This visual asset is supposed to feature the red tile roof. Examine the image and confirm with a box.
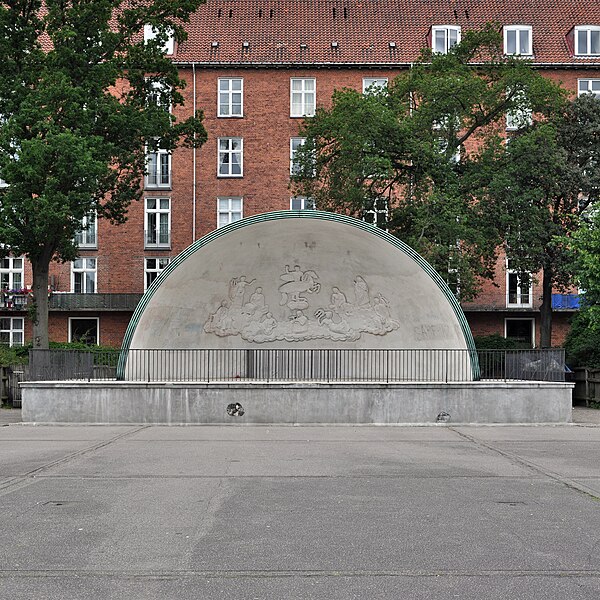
[175,0,600,65]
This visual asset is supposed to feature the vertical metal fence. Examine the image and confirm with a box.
[21,348,567,383]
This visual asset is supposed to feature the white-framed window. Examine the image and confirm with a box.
[290,196,315,210]
[144,257,171,290]
[218,138,243,177]
[437,137,461,163]
[575,26,600,56]
[0,317,24,346]
[72,258,97,294]
[362,78,388,93]
[362,197,389,230]
[506,106,533,130]
[506,91,533,130]
[75,213,97,248]
[432,26,461,54]
[145,144,171,188]
[217,197,243,228]
[290,137,306,176]
[145,198,170,248]
[290,78,316,117]
[147,78,171,112]
[143,24,175,55]
[218,78,243,117]
[68,317,99,345]
[504,25,533,55]
[504,318,535,348]
[578,79,600,98]
[506,260,532,307]
[0,257,23,291]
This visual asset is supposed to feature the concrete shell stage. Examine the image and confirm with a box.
[22,212,573,425]
[118,211,478,381]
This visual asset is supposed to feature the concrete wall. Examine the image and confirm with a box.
[21,381,573,425]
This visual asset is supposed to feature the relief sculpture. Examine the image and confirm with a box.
[204,265,400,343]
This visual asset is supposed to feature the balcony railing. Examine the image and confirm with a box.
[0,293,30,310]
[48,293,143,311]
[145,227,171,248]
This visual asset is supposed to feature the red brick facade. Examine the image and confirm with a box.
[2,1,597,348]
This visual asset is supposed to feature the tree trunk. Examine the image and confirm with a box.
[31,257,50,349]
[539,267,553,348]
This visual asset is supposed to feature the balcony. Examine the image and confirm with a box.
[551,294,580,310]
[0,293,30,310]
[49,293,143,312]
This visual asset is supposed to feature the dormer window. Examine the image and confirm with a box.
[431,26,461,54]
[504,25,532,56]
[144,24,175,55]
[575,26,600,56]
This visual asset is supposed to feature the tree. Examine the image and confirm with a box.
[476,94,600,346]
[0,0,207,348]
[292,25,565,302]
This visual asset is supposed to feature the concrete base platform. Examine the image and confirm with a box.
[21,381,574,424]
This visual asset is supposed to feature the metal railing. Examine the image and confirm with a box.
[24,348,566,383]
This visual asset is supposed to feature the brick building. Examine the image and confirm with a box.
[1,0,599,348]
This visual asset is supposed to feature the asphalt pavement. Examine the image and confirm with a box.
[0,407,599,599]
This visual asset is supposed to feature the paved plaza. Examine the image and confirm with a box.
[0,408,599,599]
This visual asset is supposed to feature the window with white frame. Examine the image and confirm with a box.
[506,91,533,130]
[145,198,170,247]
[74,213,97,248]
[578,79,600,98]
[144,257,171,290]
[504,25,532,55]
[290,137,306,176]
[0,317,24,346]
[575,26,600,56]
[69,317,99,345]
[506,259,532,307]
[147,78,171,112]
[0,257,23,291]
[218,138,243,177]
[362,197,389,230]
[432,26,461,54]
[143,24,174,55]
[218,78,243,117]
[290,78,316,117]
[72,258,96,293]
[437,137,461,163]
[145,144,171,188]
[505,318,535,348]
[362,78,388,93]
[290,196,315,210]
[217,197,243,228]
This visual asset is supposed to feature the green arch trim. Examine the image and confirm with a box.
[117,211,480,379]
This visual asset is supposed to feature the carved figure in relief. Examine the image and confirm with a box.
[204,268,400,343]
[353,276,370,306]
[229,276,255,308]
[278,265,321,311]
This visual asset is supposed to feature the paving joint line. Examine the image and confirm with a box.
[0,568,599,579]
[449,427,600,501]
[0,426,149,497]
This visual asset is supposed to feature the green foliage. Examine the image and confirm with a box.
[293,24,566,301]
[0,345,28,366]
[0,0,207,347]
[564,307,600,368]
